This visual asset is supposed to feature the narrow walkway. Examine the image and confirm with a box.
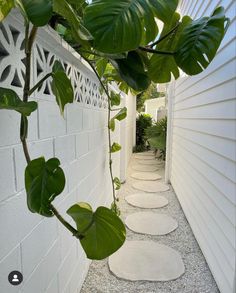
[81,153,219,293]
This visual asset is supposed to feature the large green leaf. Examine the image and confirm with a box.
[53,0,93,44]
[148,14,192,83]
[67,203,126,259]
[25,157,65,217]
[51,60,74,115]
[0,0,14,22]
[111,51,150,91]
[21,0,53,26]
[83,0,160,53]
[149,0,179,24]
[0,88,37,116]
[174,7,227,75]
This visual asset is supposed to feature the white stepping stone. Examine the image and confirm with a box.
[131,172,161,181]
[133,181,170,193]
[125,212,178,235]
[125,193,168,209]
[134,155,154,160]
[135,152,154,157]
[108,241,185,281]
[138,160,164,165]
[132,165,159,172]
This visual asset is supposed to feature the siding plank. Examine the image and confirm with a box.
[169,1,236,293]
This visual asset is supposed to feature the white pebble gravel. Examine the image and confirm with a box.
[81,155,219,293]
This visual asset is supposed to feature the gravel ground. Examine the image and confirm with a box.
[81,155,219,293]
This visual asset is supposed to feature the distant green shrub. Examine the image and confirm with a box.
[145,117,167,160]
[134,114,152,152]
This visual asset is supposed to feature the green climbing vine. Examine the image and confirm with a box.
[0,0,229,260]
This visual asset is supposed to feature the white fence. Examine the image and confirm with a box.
[166,1,236,293]
[0,11,136,293]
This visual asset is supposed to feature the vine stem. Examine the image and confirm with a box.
[107,86,116,203]
[21,24,81,238]
[138,46,175,55]
[79,53,117,204]
[149,22,180,48]
[28,73,52,95]
[50,205,82,239]
[20,24,37,164]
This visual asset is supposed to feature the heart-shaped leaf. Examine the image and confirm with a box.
[96,58,108,77]
[51,60,74,115]
[111,51,150,91]
[21,0,53,26]
[110,92,121,107]
[109,107,127,132]
[0,0,14,22]
[67,203,126,260]
[25,157,65,217]
[108,118,115,132]
[174,7,227,75]
[114,107,127,121]
[111,142,121,153]
[0,87,37,116]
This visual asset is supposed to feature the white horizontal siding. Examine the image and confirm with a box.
[169,1,236,293]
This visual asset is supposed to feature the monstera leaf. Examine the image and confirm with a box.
[51,60,74,115]
[148,13,192,83]
[149,0,178,24]
[25,157,65,217]
[83,0,177,53]
[21,0,53,26]
[111,51,150,91]
[67,203,126,260]
[0,88,37,115]
[175,7,227,75]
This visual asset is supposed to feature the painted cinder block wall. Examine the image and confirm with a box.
[166,1,236,292]
[0,11,136,293]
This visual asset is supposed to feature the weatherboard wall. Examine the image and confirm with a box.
[168,1,236,292]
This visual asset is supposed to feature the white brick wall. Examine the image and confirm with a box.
[0,11,136,293]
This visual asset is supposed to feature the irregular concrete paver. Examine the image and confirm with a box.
[132,165,159,172]
[125,193,168,209]
[131,172,161,181]
[138,160,164,165]
[133,181,170,192]
[134,155,155,160]
[135,152,154,157]
[108,241,185,281]
[125,212,178,235]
